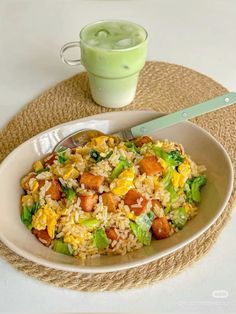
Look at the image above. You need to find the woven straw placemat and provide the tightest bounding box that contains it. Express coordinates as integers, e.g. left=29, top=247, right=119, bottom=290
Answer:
left=0, top=61, right=235, bottom=291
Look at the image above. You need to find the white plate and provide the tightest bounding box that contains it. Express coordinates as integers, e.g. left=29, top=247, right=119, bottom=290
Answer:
left=0, top=111, right=233, bottom=273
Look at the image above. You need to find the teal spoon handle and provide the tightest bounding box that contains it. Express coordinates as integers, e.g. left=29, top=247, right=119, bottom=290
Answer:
left=130, top=92, right=236, bottom=137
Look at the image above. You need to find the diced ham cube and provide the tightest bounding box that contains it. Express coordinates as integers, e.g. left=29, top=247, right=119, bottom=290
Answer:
left=124, top=189, right=147, bottom=216
left=80, top=172, right=104, bottom=191
left=151, top=217, right=170, bottom=240
left=80, top=194, right=98, bottom=212
left=102, top=192, right=118, bottom=212
left=139, top=156, right=162, bottom=176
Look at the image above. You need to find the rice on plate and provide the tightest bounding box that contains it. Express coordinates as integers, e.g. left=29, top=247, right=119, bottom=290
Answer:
left=20, top=135, right=206, bottom=259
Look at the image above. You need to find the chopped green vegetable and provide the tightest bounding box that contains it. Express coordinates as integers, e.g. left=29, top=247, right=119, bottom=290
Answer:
left=161, top=168, right=174, bottom=188
left=111, top=157, right=130, bottom=180
left=93, top=228, right=109, bottom=249
left=90, top=149, right=102, bottom=162
left=168, top=150, right=184, bottom=165
left=36, top=167, right=49, bottom=175
left=62, top=186, right=76, bottom=202
left=57, top=151, right=68, bottom=164
left=104, top=151, right=113, bottom=159
left=186, top=175, right=206, bottom=203
left=90, top=150, right=113, bottom=163
left=191, top=175, right=206, bottom=202
left=53, top=238, right=73, bottom=255
left=170, top=207, right=188, bottom=229
left=153, top=147, right=183, bottom=166
left=130, top=221, right=152, bottom=246
left=164, top=206, right=171, bottom=214
left=80, top=218, right=99, bottom=228
left=124, top=141, right=139, bottom=154
left=31, top=201, right=40, bottom=215
left=21, top=206, right=32, bottom=230
left=166, top=184, right=178, bottom=203
left=135, top=211, right=154, bottom=231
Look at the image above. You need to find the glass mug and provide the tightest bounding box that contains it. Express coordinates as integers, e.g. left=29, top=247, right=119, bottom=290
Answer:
left=60, top=20, right=148, bottom=108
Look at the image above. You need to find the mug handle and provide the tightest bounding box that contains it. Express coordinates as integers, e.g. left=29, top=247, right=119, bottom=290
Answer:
left=60, top=41, right=81, bottom=66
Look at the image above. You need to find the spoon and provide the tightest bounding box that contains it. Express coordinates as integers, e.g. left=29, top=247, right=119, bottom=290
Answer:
left=54, top=92, right=236, bottom=152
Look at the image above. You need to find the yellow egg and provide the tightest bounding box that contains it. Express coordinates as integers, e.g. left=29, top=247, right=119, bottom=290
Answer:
left=33, top=160, right=43, bottom=172
left=32, top=204, right=58, bottom=238
left=172, top=171, right=181, bottom=188
left=21, top=195, right=34, bottom=207
left=178, top=160, right=191, bottom=178
left=111, top=168, right=135, bottom=196
left=63, top=165, right=80, bottom=180
left=92, top=136, right=109, bottom=146
left=64, top=234, right=84, bottom=246
left=32, top=180, right=39, bottom=193
left=184, top=203, right=191, bottom=214
left=172, top=170, right=186, bottom=188
left=127, top=212, right=136, bottom=221
left=159, top=158, right=168, bottom=170
left=153, top=177, right=160, bottom=189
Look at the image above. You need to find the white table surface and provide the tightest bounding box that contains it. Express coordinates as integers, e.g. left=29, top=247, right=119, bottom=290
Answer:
left=0, top=1, right=236, bottom=313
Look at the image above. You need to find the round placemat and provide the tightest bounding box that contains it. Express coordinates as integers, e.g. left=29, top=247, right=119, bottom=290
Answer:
left=0, top=61, right=235, bottom=291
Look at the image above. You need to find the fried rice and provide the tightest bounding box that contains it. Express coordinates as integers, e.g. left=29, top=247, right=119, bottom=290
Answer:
left=20, top=135, right=206, bottom=259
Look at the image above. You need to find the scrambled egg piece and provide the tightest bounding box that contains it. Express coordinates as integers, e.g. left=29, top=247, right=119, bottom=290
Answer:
left=32, top=204, right=59, bottom=238
left=178, top=160, right=191, bottom=178
left=159, top=158, right=168, bottom=170
left=184, top=203, right=191, bottom=214
left=21, top=195, right=34, bottom=207
left=111, top=168, right=135, bottom=196
left=62, top=164, right=80, bottom=180
left=153, top=176, right=160, bottom=189
left=32, top=180, right=39, bottom=193
left=92, top=136, right=108, bottom=146
left=33, top=160, right=43, bottom=172
left=126, top=212, right=136, bottom=221
left=172, top=160, right=191, bottom=188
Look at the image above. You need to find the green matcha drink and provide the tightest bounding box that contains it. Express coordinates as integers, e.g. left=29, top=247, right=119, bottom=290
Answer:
left=61, top=20, right=148, bottom=108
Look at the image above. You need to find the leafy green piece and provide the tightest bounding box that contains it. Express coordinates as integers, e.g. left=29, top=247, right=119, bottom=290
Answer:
left=191, top=175, right=207, bottom=202
left=153, top=147, right=183, bottom=166
left=93, top=228, right=109, bottom=249
left=186, top=175, right=206, bottom=203
left=166, top=185, right=178, bottom=203
left=111, top=157, right=130, bottom=180
left=170, top=207, right=188, bottom=229
left=53, top=238, right=73, bottom=255
left=168, top=150, right=184, bottom=165
left=80, top=218, right=99, bottom=228
left=21, top=206, right=32, bottom=230
left=62, top=186, right=76, bottom=202
left=90, top=150, right=113, bottom=163
left=161, top=168, right=174, bottom=188
left=31, top=201, right=40, bottom=215
left=136, top=211, right=154, bottom=231
left=90, top=149, right=102, bottom=162
left=57, top=151, right=68, bottom=164
left=35, top=168, right=49, bottom=175
left=104, top=151, right=113, bottom=159
left=124, top=141, right=139, bottom=154
left=164, top=206, right=171, bottom=214
left=130, top=221, right=152, bottom=246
